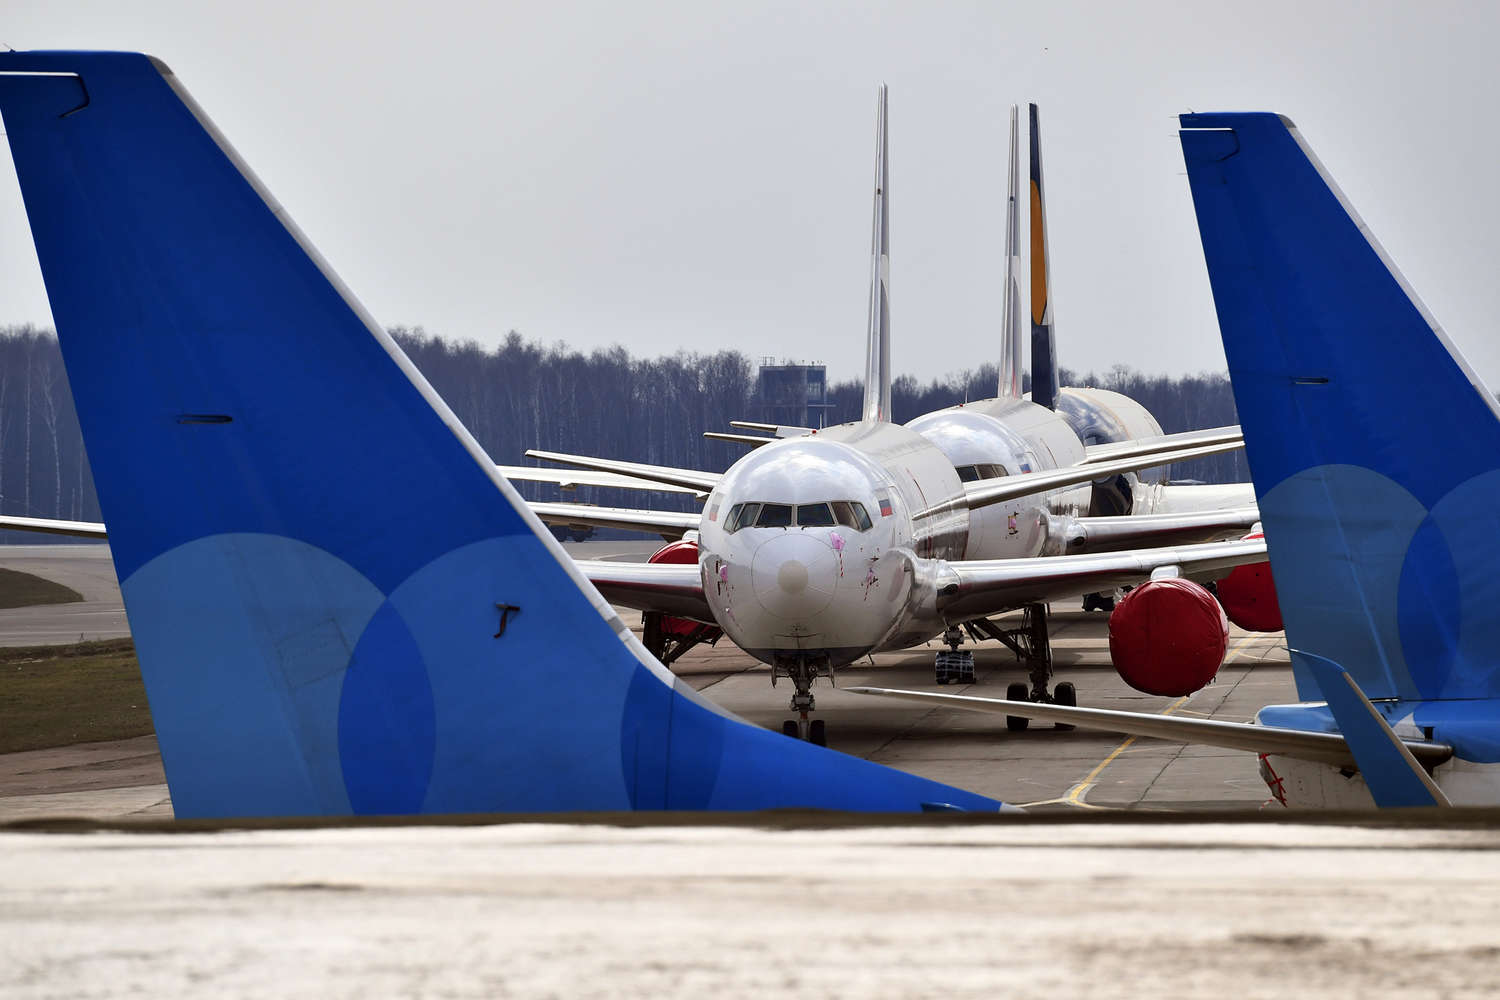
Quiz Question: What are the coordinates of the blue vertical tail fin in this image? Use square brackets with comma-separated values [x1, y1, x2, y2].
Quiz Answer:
[0, 51, 1000, 817]
[1179, 112, 1500, 703]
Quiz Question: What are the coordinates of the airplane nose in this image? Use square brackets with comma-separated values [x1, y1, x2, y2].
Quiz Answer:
[750, 532, 838, 620]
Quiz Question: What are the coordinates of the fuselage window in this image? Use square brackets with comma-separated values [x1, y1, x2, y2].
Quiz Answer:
[755, 503, 794, 528]
[796, 502, 836, 527]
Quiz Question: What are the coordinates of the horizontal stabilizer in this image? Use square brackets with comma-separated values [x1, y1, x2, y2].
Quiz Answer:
[1297, 650, 1451, 807]
[526, 449, 723, 493]
[847, 686, 1453, 771]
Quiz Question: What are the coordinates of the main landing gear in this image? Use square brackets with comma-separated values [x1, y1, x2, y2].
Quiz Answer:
[772, 653, 833, 746]
[967, 603, 1074, 732]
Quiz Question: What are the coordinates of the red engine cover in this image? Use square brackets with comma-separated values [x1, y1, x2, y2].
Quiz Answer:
[648, 539, 702, 636]
[1108, 577, 1229, 696]
[1216, 533, 1283, 633]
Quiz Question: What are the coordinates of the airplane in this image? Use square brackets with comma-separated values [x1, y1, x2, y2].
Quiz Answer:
[0, 49, 1022, 817]
[511, 88, 1271, 739]
[855, 110, 1500, 809]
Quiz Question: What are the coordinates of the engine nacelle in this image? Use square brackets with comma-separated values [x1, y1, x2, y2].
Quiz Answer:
[648, 539, 708, 636]
[1216, 532, 1283, 632]
[1108, 577, 1228, 696]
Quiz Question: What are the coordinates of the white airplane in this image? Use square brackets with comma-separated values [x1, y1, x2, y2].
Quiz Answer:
[514, 88, 1269, 741]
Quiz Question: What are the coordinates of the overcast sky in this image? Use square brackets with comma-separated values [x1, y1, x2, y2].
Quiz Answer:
[2, 1, 1497, 388]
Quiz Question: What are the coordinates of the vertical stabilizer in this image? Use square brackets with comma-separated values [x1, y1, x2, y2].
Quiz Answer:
[998, 105, 1023, 399]
[862, 84, 892, 423]
[0, 51, 1001, 817]
[1028, 103, 1059, 410]
[1180, 112, 1500, 704]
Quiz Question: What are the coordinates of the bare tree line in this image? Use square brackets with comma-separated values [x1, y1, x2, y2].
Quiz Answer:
[0, 325, 1243, 533]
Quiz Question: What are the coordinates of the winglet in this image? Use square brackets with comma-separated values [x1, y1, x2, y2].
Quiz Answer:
[1028, 103, 1059, 411]
[1294, 649, 1451, 808]
[998, 105, 1023, 399]
[862, 84, 892, 423]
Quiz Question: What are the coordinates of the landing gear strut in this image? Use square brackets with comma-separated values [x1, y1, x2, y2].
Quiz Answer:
[969, 603, 1074, 732]
[934, 625, 977, 685]
[771, 653, 832, 745]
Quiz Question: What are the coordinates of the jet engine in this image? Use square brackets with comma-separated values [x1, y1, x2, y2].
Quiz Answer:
[1215, 533, 1283, 633]
[1107, 577, 1228, 696]
[647, 539, 711, 636]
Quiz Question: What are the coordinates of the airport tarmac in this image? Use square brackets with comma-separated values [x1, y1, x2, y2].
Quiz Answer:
[0, 543, 129, 646]
[0, 540, 1294, 821]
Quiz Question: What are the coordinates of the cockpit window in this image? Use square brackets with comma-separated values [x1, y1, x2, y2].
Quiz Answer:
[958, 463, 1010, 482]
[795, 503, 836, 527]
[724, 502, 758, 533]
[831, 501, 873, 532]
[726, 500, 874, 532]
[755, 503, 794, 528]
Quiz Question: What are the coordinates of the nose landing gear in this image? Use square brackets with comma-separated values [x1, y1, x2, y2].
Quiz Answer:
[934, 625, 976, 685]
[772, 653, 833, 746]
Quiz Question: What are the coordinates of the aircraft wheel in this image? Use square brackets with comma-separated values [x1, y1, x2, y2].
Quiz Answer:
[936, 675, 950, 685]
[781, 720, 799, 738]
[1005, 681, 1030, 732]
[809, 720, 827, 747]
[1053, 681, 1077, 731]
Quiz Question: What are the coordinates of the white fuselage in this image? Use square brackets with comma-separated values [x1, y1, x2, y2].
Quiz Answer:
[696, 421, 967, 667]
[906, 397, 1089, 561]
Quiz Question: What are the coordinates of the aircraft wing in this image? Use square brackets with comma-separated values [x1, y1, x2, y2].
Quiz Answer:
[845, 687, 1454, 771]
[572, 558, 713, 622]
[526, 449, 723, 493]
[1066, 505, 1261, 554]
[529, 502, 699, 539]
[1081, 424, 1243, 465]
[497, 465, 707, 499]
[937, 536, 1267, 622]
[0, 515, 109, 539]
[933, 438, 1247, 517]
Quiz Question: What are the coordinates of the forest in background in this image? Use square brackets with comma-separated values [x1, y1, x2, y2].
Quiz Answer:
[0, 324, 1243, 528]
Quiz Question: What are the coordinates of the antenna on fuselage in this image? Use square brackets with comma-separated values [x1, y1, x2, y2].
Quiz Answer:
[1029, 102, 1059, 411]
[998, 104, 1023, 399]
[862, 83, 892, 423]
